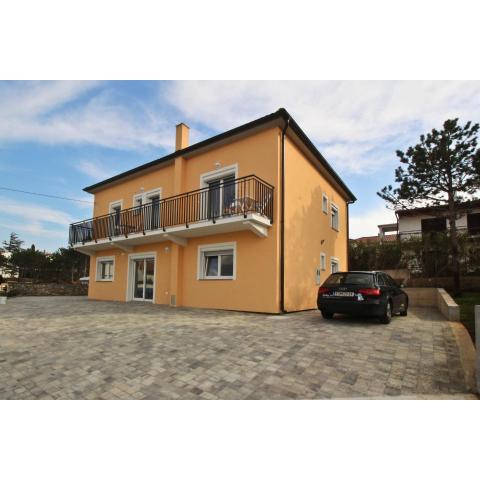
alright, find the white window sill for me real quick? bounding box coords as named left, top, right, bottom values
left=96, top=278, right=114, bottom=282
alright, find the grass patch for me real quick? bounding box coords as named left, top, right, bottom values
left=453, top=291, right=479, bottom=342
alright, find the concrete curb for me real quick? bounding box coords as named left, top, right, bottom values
left=449, top=321, right=477, bottom=395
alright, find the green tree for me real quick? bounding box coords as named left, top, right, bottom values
left=50, top=247, right=89, bottom=282
left=378, top=119, right=480, bottom=294
left=0, top=231, right=89, bottom=282
left=2, top=232, right=23, bottom=254
left=0, top=246, right=6, bottom=270
left=9, top=245, right=51, bottom=279
left=349, top=241, right=377, bottom=270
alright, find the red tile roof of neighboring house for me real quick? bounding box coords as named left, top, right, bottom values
left=352, top=234, right=397, bottom=244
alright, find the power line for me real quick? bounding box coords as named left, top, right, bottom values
left=0, top=187, right=94, bottom=204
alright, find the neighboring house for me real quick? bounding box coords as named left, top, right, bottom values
left=352, top=223, right=397, bottom=244
left=354, top=234, right=397, bottom=244
left=69, top=108, right=356, bottom=313
left=397, top=200, right=480, bottom=239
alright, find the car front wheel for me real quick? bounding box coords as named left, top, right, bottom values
left=322, top=311, right=334, bottom=319
left=379, top=301, right=392, bottom=324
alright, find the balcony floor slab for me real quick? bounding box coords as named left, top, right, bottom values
left=73, top=213, right=271, bottom=254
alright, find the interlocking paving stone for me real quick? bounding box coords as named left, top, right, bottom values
left=0, top=296, right=477, bottom=399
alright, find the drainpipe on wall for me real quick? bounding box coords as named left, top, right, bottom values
left=280, top=114, right=290, bottom=313
left=346, top=200, right=353, bottom=270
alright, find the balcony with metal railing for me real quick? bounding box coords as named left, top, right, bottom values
left=69, top=175, right=274, bottom=253
left=398, top=226, right=480, bottom=241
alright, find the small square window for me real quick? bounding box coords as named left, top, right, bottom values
left=96, top=257, right=115, bottom=281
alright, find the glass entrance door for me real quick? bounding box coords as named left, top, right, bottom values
left=133, top=257, right=155, bottom=301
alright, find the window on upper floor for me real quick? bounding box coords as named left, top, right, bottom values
left=331, top=203, right=339, bottom=231
left=322, top=193, right=328, bottom=214
left=133, top=194, right=143, bottom=207
left=109, top=201, right=122, bottom=228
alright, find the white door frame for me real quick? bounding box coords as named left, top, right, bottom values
left=126, top=252, right=157, bottom=302
left=200, top=164, right=238, bottom=217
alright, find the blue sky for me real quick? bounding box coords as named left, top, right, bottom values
left=1, top=80, right=479, bottom=251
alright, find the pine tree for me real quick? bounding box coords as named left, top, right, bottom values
left=2, top=232, right=23, bottom=254
left=378, top=118, right=480, bottom=294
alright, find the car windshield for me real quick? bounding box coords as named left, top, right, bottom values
left=324, top=272, right=374, bottom=286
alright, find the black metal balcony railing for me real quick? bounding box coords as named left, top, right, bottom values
left=69, top=175, right=274, bottom=245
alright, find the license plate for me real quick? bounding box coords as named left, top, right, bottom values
left=332, top=291, right=355, bottom=297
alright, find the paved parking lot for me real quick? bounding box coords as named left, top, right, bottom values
left=0, top=296, right=476, bottom=399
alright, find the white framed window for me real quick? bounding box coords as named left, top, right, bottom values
left=330, top=257, right=339, bottom=273
left=132, top=188, right=162, bottom=208
left=200, top=165, right=238, bottom=218
left=199, top=164, right=238, bottom=188
left=133, top=193, right=143, bottom=212
left=132, top=188, right=162, bottom=227
left=322, top=193, right=328, bottom=214
left=144, top=188, right=162, bottom=203
left=109, top=200, right=123, bottom=229
left=109, top=200, right=123, bottom=214
left=96, top=256, right=115, bottom=281
left=320, top=252, right=326, bottom=271
left=331, top=203, right=339, bottom=231
left=197, top=242, right=236, bottom=280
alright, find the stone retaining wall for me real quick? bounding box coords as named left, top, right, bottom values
left=8, top=282, right=88, bottom=296
left=403, top=287, right=460, bottom=321
left=474, top=306, right=480, bottom=393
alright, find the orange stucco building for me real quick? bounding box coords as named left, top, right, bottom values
left=70, top=109, right=356, bottom=313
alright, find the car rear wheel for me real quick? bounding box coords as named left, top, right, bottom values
left=379, top=301, right=392, bottom=324
left=322, top=311, right=334, bottom=319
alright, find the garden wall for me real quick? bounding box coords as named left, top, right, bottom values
left=403, top=287, right=460, bottom=321
left=7, top=282, right=88, bottom=296
left=408, top=276, right=480, bottom=290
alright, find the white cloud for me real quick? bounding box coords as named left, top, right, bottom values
left=75, top=160, right=116, bottom=181
left=0, top=81, right=174, bottom=151
left=0, top=196, right=74, bottom=226
left=349, top=205, right=397, bottom=239
left=164, top=80, right=480, bottom=174
left=0, top=221, right=66, bottom=240
left=1, top=80, right=479, bottom=176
